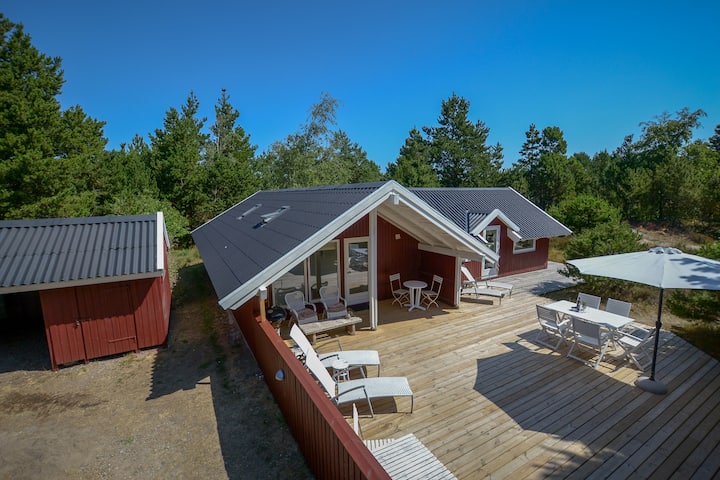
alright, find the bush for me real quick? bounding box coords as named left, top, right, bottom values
left=667, top=239, right=720, bottom=323
left=563, top=222, right=644, bottom=260
left=548, top=195, right=621, bottom=233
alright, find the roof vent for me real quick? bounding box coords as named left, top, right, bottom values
left=237, top=204, right=262, bottom=220
left=254, top=206, right=290, bottom=228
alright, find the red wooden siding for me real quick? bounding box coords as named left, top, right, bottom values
left=39, top=272, right=171, bottom=370
left=493, top=219, right=549, bottom=276
left=41, top=289, right=86, bottom=367
left=76, top=284, right=138, bottom=359
left=232, top=301, right=391, bottom=480
left=418, top=250, right=457, bottom=305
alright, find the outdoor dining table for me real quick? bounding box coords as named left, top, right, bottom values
left=403, top=280, right=427, bottom=312
left=544, top=299, right=634, bottom=331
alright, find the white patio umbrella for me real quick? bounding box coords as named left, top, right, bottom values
left=567, top=247, right=720, bottom=394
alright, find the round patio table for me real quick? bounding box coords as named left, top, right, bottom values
left=403, top=280, right=428, bottom=311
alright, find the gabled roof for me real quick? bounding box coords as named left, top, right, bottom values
left=410, top=187, right=572, bottom=239
left=0, top=212, right=168, bottom=294
left=192, top=181, right=498, bottom=310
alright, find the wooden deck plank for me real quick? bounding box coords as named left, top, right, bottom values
left=294, top=264, right=720, bottom=479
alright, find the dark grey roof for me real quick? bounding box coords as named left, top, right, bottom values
left=0, top=213, right=164, bottom=292
left=410, top=187, right=572, bottom=239
left=192, top=182, right=388, bottom=303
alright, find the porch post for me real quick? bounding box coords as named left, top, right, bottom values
left=454, top=256, right=463, bottom=307
left=369, top=209, right=378, bottom=330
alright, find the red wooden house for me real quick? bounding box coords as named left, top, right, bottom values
left=0, top=213, right=172, bottom=370
left=192, top=181, right=570, bottom=478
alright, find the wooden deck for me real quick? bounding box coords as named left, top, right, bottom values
left=315, top=264, right=720, bottom=479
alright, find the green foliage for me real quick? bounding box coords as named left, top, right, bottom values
left=0, top=15, right=107, bottom=220
left=423, top=94, right=503, bottom=187
left=549, top=195, right=621, bottom=233
left=385, top=128, right=439, bottom=187
left=563, top=222, right=643, bottom=260
left=149, top=93, right=209, bottom=227
left=667, top=239, right=720, bottom=324
left=106, top=192, right=189, bottom=247
left=0, top=14, right=64, bottom=161
left=257, top=92, right=382, bottom=189
left=515, top=125, right=587, bottom=209
left=202, top=89, right=258, bottom=220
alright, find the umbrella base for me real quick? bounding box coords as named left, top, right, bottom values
left=636, top=376, right=668, bottom=395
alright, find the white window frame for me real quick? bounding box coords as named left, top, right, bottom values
left=513, top=238, right=536, bottom=254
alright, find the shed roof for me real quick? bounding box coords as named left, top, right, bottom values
left=410, top=187, right=572, bottom=239
left=192, top=181, right=498, bottom=310
left=0, top=212, right=167, bottom=293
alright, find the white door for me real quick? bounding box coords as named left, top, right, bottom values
left=344, top=237, right=369, bottom=305
left=482, top=226, right=500, bottom=278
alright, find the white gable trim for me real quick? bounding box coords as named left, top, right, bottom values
left=470, top=208, right=521, bottom=238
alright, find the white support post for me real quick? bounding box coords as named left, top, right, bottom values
left=369, top=210, right=378, bottom=330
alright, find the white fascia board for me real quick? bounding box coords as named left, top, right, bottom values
left=507, top=229, right=523, bottom=242
left=220, top=182, right=401, bottom=310
left=155, top=211, right=169, bottom=271
left=0, top=271, right=163, bottom=295
left=469, top=209, right=521, bottom=237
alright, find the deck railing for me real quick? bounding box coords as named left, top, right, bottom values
left=231, top=300, right=390, bottom=480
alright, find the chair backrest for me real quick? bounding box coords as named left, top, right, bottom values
left=389, top=273, right=402, bottom=289
left=290, top=324, right=314, bottom=358
left=606, top=298, right=632, bottom=317
left=285, top=291, right=306, bottom=311
left=460, top=265, right=475, bottom=283
left=430, top=275, right=443, bottom=293
left=536, top=305, right=560, bottom=324
left=305, top=351, right=337, bottom=400
left=577, top=292, right=601, bottom=309
left=572, top=317, right=602, bottom=340
left=319, top=285, right=340, bottom=303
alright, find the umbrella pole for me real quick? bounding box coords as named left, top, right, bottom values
left=636, top=288, right=668, bottom=394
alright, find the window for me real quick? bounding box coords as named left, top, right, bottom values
left=272, top=241, right=339, bottom=305
left=513, top=238, right=536, bottom=253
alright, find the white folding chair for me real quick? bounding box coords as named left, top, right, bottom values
left=567, top=317, right=613, bottom=368
left=616, top=324, right=654, bottom=370
left=535, top=304, right=570, bottom=351
left=577, top=292, right=601, bottom=309
left=421, top=275, right=443, bottom=309
left=605, top=298, right=632, bottom=317
left=389, top=273, right=409, bottom=308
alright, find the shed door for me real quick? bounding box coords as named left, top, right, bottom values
left=76, top=284, right=138, bottom=360
left=41, top=289, right=86, bottom=368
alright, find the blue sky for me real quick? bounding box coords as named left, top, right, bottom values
left=5, top=1, right=719, bottom=169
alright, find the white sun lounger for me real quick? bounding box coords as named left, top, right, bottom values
left=290, top=324, right=381, bottom=376
left=305, top=353, right=413, bottom=417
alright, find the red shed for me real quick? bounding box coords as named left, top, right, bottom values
left=0, top=213, right=171, bottom=370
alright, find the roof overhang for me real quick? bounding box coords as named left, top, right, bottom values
left=0, top=271, right=164, bottom=295
left=219, top=181, right=498, bottom=310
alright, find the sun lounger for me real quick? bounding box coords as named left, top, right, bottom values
left=290, top=324, right=380, bottom=376
left=305, top=352, right=413, bottom=417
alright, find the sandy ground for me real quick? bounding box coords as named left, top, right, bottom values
left=0, top=264, right=313, bottom=480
